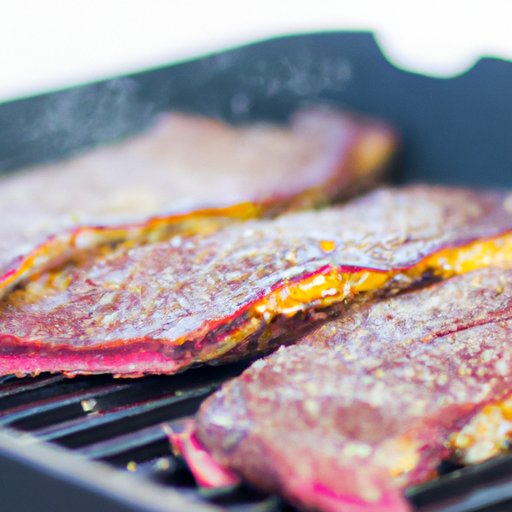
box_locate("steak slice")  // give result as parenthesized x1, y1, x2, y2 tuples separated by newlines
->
(2, 186, 512, 377)
(0, 108, 396, 295)
(195, 267, 512, 512)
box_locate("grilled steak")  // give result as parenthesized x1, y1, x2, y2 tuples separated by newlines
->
(0, 108, 396, 295)
(1, 186, 512, 377)
(195, 267, 512, 512)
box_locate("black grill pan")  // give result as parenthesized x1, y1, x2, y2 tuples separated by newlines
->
(1, 31, 512, 512)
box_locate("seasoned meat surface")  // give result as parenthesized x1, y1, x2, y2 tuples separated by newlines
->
(196, 267, 512, 512)
(0, 108, 396, 294)
(1, 186, 512, 377)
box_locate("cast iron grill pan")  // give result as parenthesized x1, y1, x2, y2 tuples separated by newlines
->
(1, 32, 512, 512)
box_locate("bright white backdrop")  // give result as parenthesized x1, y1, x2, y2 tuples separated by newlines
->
(1, 0, 511, 102)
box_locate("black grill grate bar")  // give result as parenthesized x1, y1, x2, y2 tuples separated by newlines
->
(0, 361, 247, 415)
(0, 375, 131, 412)
(0, 382, 132, 426)
(408, 454, 512, 510)
(46, 386, 214, 449)
(78, 422, 175, 460)
(32, 386, 214, 442)
(0, 374, 66, 399)
(14, 375, 220, 434)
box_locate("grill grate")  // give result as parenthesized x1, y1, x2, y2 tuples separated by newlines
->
(1, 363, 512, 512)
(0, 361, 292, 512)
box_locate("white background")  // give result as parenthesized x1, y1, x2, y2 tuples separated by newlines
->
(1, 0, 512, 103)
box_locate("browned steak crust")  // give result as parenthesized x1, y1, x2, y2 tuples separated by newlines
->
(196, 267, 512, 512)
(0, 108, 396, 293)
(1, 186, 512, 377)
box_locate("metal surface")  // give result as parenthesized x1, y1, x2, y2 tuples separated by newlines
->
(0, 31, 512, 512)
(0, 364, 285, 512)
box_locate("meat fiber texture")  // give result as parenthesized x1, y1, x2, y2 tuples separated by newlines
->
(2, 186, 512, 377)
(0, 107, 397, 296)
(195, 267, 512, 512)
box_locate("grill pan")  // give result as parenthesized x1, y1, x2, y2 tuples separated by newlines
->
(1, 31, 512, 512)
